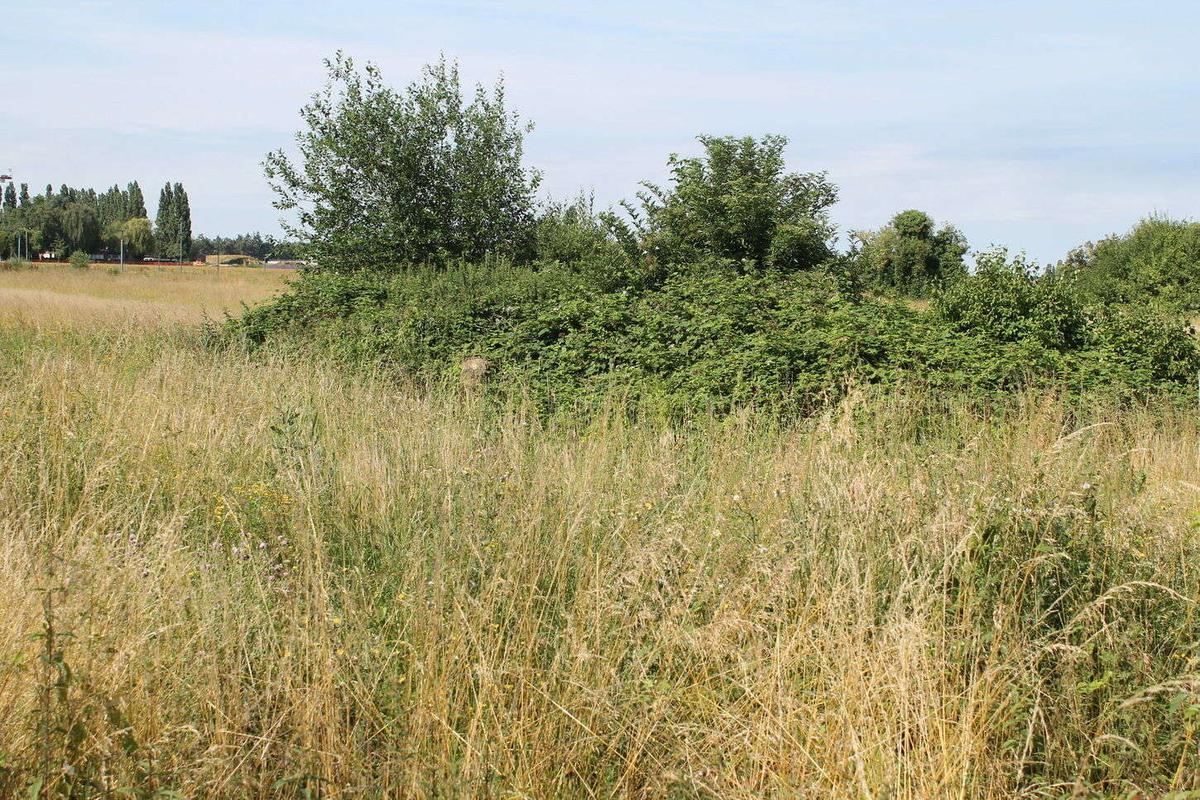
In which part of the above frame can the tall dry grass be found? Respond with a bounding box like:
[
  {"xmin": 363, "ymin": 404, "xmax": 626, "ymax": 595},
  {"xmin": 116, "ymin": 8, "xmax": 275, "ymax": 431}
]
[
  {"xmin": 0, "ymin": 278, "xmax": 1198, "ymax": 797},
  {"xmin": 0, "ymin": 262, "xmax": 290, "ymax": 329}
]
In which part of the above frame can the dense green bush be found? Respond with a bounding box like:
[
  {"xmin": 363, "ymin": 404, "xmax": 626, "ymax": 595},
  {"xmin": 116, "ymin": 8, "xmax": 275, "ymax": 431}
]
[
  {"xmin": 68, "ymin": 250, "xmax": 90, "ymax": 270},
  {"xmin": 935, "ymin": 249, "xmax": 1087, "ymax": 349},
  {"xmin": 1061, "ymin": 216, "xmax": 1200, "ymax": 309},
  {"xmin": 852, "ymin": 209, "xmax": 968, "ymax": 296},
  {"xmin": 228, "ymin": 250, "xmax": 1200, "ymax": 415},
  {"xmin": 533, "ymin": 196, "xmax": 638, "ymax": 290}
]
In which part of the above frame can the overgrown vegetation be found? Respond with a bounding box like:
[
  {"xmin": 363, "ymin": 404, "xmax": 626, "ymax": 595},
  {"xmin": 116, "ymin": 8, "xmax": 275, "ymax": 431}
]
[
  {"xmin": 2, "ymin": 317, "xmax": 1200, "ymax": 797},
  {"xmin": 234, "ymin": 57, "xmax": 1200, "ymax": 415},
  {"xmin": 6, "ymin": 51, "xmax": 1200, "ymax": 798},
  {"xmin": 852, "ymin": 208, "xmax": 968, "ymax": 296},
  {"xmin": 1061, "ymin": 216, "xmax": 1200, "ymax": 310}
]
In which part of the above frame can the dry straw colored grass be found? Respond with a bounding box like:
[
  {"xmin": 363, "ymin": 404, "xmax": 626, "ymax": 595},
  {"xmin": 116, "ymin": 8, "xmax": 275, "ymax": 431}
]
[
  {"xmin": 0, "ymin": 272, "xmax": 1198, "ymax": 798},
  {"xmin": 0, "ymin": 262, "xmax": 290, "ymax": 329}
]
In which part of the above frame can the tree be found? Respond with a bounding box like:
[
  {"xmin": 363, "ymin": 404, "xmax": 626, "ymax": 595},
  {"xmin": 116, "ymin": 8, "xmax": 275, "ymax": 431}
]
[
  {"xmin": 265, "ymin": 52, "xmax": 542, "ymax": 272},
  {"xmin": 61, "ymin": 202, "xmax": 100, "ymax": 253},
  {"xmin": 173, "ymin": 182, "xmax": 192, "ymax": 258},
  {"xmin": 19, "ymin": 184, "xmax": 29, "ymax": 207},
  {"xmin": 155, "ymin": 183, "xmax": 176, "ymax": 258},
  {"xmin": 1060, "ymin": 216, "xmax": 1200, "ymax": 309},
  {"xmin": 853, "ymin": 210, "xmax": 967, "ymax": 296},
  {"xmin": 106, "ymin": 216, "xmax": 154, "ymax": 259},
  {"xmin": 3, "ymin": 182, "xmax": 15, "ymax": 211},
  {"xmin": 127, "ymin": 181, "xmax": 147, "ymax": 218},
  {"xmin": 617, "ymin": 134, "xmax": 838, "ymax": 274}
]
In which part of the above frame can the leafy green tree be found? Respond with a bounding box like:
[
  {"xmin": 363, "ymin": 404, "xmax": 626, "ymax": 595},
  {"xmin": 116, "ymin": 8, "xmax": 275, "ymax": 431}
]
[
  {"xmin": 155, "ymin": 183, "xmax": 179, "ymax": 258},
  {"xmin": 61, "ymin": 202, "xmax": 100, "ymax": 253},
  {"xmin": 123, "ymin": 217, "xmax": 154, "ymax": 258},
  {"xmin": 264, "ymin": 52, "xmax": 542, "ymax": 272},
  {"xmin": 1060, "ymin": 216, "xmax": 1200, "ymax": 309},
  {"xmin": 853, "ymin": 209, "xmax": 967, "ymax": 296},
  {"xmin": 173, "ymin": 183, "xmax": 192, "ymax": 258},
  {"xmin": 104, "ymin": 217, "xmax": 154, "ymax": 259},
  {"xmin": 24, "ymin": 196, "xmax": 62, "ymax": 256},
  {"xmin": 615, "ymin": 134, "xmax": 838, "ymax": 275},
  {"xmin": 2, "ymin": 182, "xmax": 14, "ymax": 211},
  {"xmin": 18, "ymin": 184, "xmax": 29, "ymax": 207},
  {"xmin": 127, "ymin": 181, "xmax": 147, "ymax": 218}
]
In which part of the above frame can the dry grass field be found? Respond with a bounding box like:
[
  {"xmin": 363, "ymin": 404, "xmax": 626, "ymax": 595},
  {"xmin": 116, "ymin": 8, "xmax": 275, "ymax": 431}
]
[
  {"xmin": 0, "ymin": 262, "xmax": 291, "ymax": 329},
  {"xmin": 1, "ymin": 265, "xmax": 1198, "ymax": 798}
]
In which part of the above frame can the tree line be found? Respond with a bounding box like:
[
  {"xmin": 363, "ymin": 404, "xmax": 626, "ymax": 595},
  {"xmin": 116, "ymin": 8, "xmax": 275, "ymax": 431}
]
[
  {"xmin": 189, "ymin": 232, "xmax": 302, "ymax": 262},
  {"xmin": 0, "ymin": 180, "xmax": 192, "ymax": 261}
]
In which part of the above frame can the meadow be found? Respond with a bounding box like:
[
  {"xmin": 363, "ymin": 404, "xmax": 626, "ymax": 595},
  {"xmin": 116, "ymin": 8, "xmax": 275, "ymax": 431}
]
[
  {"xmin": 1, "ymin": 265, "xmax": 1199, "ymax": 798},
  {"xmin": 0, "ymin": 262, "xmax": 290, "ymax": 328}
]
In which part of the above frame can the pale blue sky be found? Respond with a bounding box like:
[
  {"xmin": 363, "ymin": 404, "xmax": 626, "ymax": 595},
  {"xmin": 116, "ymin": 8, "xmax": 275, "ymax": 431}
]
[{"xmin": 3, "ymin": 1, "xmax": 1197, "ymax": 263}]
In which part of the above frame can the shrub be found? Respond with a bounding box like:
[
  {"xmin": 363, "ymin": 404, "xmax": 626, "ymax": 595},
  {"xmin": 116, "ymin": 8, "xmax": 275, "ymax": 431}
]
[
  {"xmin": 934, "ymin": 248, "xmax": 1088, "ymax": 350},
  {"xmin": 68, "ymin": 250, "xmax": 90, "ymax": 270},
  {"xmin": 1062, "ymin": 216, "xmax": 1200, "ymax": 309},
  {"xmin": 853, "ymin": 209, "xmax": 968, "ymax": 296},
  {"xmin": 534, "ymin": 196, "xmax": 636, "ymax": 290},
  {"xmin": 1073, "ymin": 303, "xmax": 1200, "ymax": 392},
  {"xmin": 228, "ymin": 253, "xmax": 1200, "ymax": 415}
]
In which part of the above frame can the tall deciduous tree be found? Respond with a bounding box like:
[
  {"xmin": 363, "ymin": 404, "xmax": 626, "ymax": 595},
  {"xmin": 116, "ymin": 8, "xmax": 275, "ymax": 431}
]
[
  {"xmin": 61, "ymin": 202, "xmax": 100, "ymax": 253},
  {"xmin": 617, "ymin": 134, "xmax": 839, "ymax": 274},
  {"xmin": 265, "ymin": 53, "xmax": 542, "ymax": 271},
  {"xmin": 127, "ymin": 181, "xmax": 147, "ymax": 219},
  {"xmin": 173, "ymin": 182, "xmax": 192, "ymax": 258},
  {"xmin": 2, "ymin": 182, "xmax": 15, "ymax": 211},
  {"xmin": 853, "ymin": 210, "xmax": 967, "ymax": 296},
  {"xmin": 122, "ymin": 217, "xmax": 154, "ymax": 258},
  {"xmin": 155, "ymin": 183, "xmax": 176, "ymax": 257}
]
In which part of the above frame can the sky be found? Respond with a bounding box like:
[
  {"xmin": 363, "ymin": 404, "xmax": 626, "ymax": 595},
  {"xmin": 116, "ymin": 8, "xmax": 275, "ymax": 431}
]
[{"xmin": 2, "ymin": 0, "xmax": 1197, "ymax": 264}]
